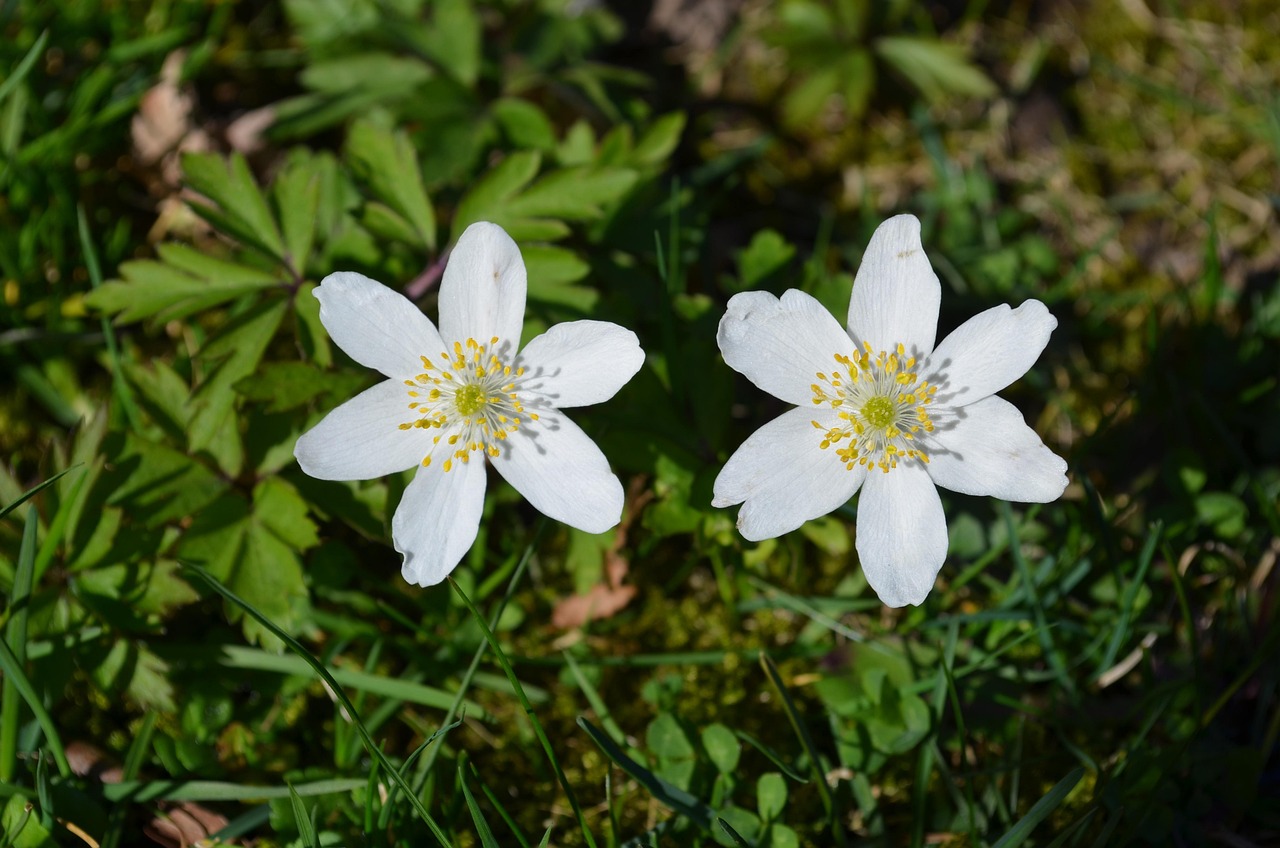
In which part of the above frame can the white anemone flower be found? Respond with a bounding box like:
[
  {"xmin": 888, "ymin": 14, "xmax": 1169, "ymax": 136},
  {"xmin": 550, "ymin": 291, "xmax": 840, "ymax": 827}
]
[
  {"xmin": 295, "ymin": 222, "xmax": 644, "ymax": 587},
  {"xmin": 713, "ymin": 214, "xmax": 1068, "ymax": 607}
]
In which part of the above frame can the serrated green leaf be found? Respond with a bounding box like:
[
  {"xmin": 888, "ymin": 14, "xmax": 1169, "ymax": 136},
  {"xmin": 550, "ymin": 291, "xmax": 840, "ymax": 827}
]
[
  {"xmin": 347, "ymin": 119, "xmax": 436, "ymax": 251},
  {"xmin": 180, "ymin": 492, "xmax": 310, "ymax": 649},
  {"xmin": 234, "ymin": 361, "xmax": 366, "ymax": 413},
  {"xmin": 87, "ymin": 250, "xmax": 281, "ymax": 325},
  {"xmin": 492, "ymin": 98, "xmax": 556, "ymax": 151},
  {"xmin": 188, "ymin": 300, "xmax": 287, "ymax": 476},
  {"xmin": 254, "ymin": 478, "xmax": 319, "ymax": 551},
  {"xmin": 453, "ymin": 151, "xmax": 542, "ymax": 236},
  {"xmin": 107, "ymin": 434, "xmax": 228, "ymax": 528},
  {"xmin": 783, "ymin": 66, "xmax": 841, "ymax": 129},
  {"xmin": 294, "ymin": 282, "xmax": 332, "ymax": 367},
  {"xmin": 124, "ymin": 360, "xmax": 192, "ymax": 444},
  {"xmin": 181, "ymin": 152, "xmax": 287, "ymax": 260},
  {"xmin": 874, "ymin": 36, "xmax": 997, "ymax": 101},
  {"xmin": 735, "ymin": 229, "xmax": 796, "ymax": 291},
  {"xmin": 274, "ymin": 155, "xmax": 322, "ymax": 276},
  {"xmin": 557, "ymin": 121, "xmax": 596, "ymax": 167},
  {"xmin": 505, "ymin": 167, "xmax": 638, "ymax": 221},
  {"xmin": 301, "ymin": 53, "xmax": 431, "ymax": 94},
  {"xmin": 632, "ymin": 112, "xmax": 686, "ymax": 166},
  {"xmin": 419, "ymin": 0, "xmax": 481, "ymax": 86}
]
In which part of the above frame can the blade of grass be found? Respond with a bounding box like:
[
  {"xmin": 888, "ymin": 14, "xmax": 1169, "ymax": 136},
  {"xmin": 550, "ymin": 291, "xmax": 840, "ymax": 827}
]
[
  {"xmin": 0, "ymin": 467, "xmax": 76, "ymax": 522},
  {"xmin": 1095, "ymin": 522, "xmax": 1162, "ymax": 679},
  {"xmin": 911, "ymin": 621, "xmax": 959, "ymax": 848},
  {"xmin": 564, "ymin": 650, "xmax": 626, "ymax": 746},
  {"xmin": 1, "ymin": 509, "xmax": 37, "ymax": 782},
  {"xmin": 101, "ymin": 776, "xmax": 366, "ymax": 804},
  {"xmin": 460, "ymin": 763, "xmax": 501, "ymax": 848},
  {"xmin": 289, "ymin": 784, "xmax": 321, "ymax": 848},
  {"xmin": 78, "ymin": 205, "xmax": 142, "ymax": 430},
  {"xmin": 577, "ymin": 716, "xmax": 720, "ymax": 833},
  {"xmin": 758, "ymin": 651, "xmax": 843, "ymax": 846},
  {"xmin": 0, "ymin": 31, "xmax": 48, "ymax": 106},
  {"xmin": 414, "ymin": 520, "xmax": 545, "ymax": 789},
  {"xmin": 990, "ymin": 767, "xmax": 1085, "ymax": 848},
  {"xmin": 449, "ymin": 576, "xmax": 598, "ymax": 848},
  {"xmin": 471, "ymin": 761, "xmax": 533, "ymax": 848},
  {"xmin": 101, "ymin": 711, "xmax": 160, "ymax": 848},
  {"xmin": 32, "ymin": 468, "xmax": 86, "ymax": 581},
  {"xmin": 215, "ymin": 645, "xmax": 486, "ymax": 716},
  {"xmin": 183, "ymin": 564, "xmax": 451, "ymax": 845},
  {"xmin": 1001, "ymin": 502, "xmax": 1075, "ymax": 697},
  {"xmin": 0, "ymin": 636, "xmax": 70, "ymax": 778}
]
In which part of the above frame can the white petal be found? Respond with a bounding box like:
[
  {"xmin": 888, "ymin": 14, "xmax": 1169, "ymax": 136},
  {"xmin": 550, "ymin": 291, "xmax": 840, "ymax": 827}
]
[
  {"xmin": 922, "ymin": 300, "xmax": 1056, "ymax": 407},
  {"xmin": 517, "ymin": 320, "xmax": 644, "ymax": 408},
  {"xmin": 490, "ymin": 411, "xmax": 623, "ymax": 533},
  {"xmin": 846, "ymin": 214, "xmax": 941, "ymax": 359},
  {"xmin": 713, "ymin": 406, "xmax": 866, "ymax": 541},
  {"xmin": 924, "ymin": 396, "xmax": 1068, "ymax": 502},
  {"xmin": 717, "ymin": 289, "xmax": 856, "ymax": 407},
  {"xmin": 855, "ymin": 465, "xmax": 948, "ymax": 607},
  {"xmin": 438, "ymin": 222, "xmax": 527, "ymax": 352},
  {"xmin": 393, "ymin": 452, "xmax": 488, "ymax": 587},
  {"xmin": 294, "ymin": 379, "xmax": 431, "ymax": 480},
  {"xmin": 315, "ymin": 272, "xmax": 444, "ymax": 379}
]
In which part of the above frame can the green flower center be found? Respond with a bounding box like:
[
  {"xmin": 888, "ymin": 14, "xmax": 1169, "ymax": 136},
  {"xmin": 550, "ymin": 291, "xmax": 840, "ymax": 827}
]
[
  {"xmin": 860, "ymin": 396, "xmax": 895, "ymax": 430},
  {"xmin": 453, "ymin": 384, "xmax": 487, "ymax": 416}
]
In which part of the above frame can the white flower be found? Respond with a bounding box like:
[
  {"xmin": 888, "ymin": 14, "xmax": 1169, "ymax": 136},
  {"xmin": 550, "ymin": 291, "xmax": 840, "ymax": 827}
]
[
  {"xmin": 713, "ymin": 214, "xmax": 1068, "ymax": 607},
  {"xmin": 295, "ymin": 222, "xmax": 644, "ymax": 586}
]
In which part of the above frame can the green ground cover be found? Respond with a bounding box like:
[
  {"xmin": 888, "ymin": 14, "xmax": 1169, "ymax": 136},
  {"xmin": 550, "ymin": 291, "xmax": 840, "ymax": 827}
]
[{"xmin": 2, "ymin": 0, "xmax": 1278, "ymax": 844}]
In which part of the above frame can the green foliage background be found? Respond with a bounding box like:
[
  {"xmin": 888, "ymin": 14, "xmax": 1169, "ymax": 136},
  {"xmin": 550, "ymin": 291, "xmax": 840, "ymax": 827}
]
[{"xmin": 2, "ymin": 0, "xmax": 1279, "ymax": 845}]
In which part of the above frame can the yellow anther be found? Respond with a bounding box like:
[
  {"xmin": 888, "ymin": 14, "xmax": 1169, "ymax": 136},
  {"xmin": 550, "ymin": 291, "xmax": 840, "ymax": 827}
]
[{"xmin": 810, "ymin": 339, "xmax": 934, "ymax": 475}]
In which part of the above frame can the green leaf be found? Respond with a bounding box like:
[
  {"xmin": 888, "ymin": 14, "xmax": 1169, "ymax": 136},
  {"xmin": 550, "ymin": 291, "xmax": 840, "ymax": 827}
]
[
  {"xmin": 181, "ymin": 152, "xmax": 287, "ymax": 260},
  {"xmin": 783, "ymin": 66, "xmax": 841, "ymax": 129},
  {"xmin": 702, "ymin": 724, "xmax": 741, "ymax": 774},
  {"xmin": 419, "ymin": 0, "xmax": 481, "ymax": 86},
  {"xmin": 492, "ymin": 98, "xmax": 556, "ymax": 151},
  {"xmin": 347, "ymin": 119, "xmax": 436, "ymax": 251},
  {"xmin": 188, "ymin": 300, "xmax": 287, "ymax": 476},
  {"xmin": 179, "ymin": 487, "xmax": 311, "ymax": 649},
  {"xmin": 522, "ymin": 245, "xmax": 595, "ymax": 310},
  {"xmin": 874, "ymin": 36, "xmax": 997, "ymax": 101},
  {"xmin": 1, "ymin": 794, "xmax": 55, "ymax": 848},
  {"xmin": 107, "ymin": 435, "xmax": 228, "ymax": 528},
  {"xmin": 647, "ymin": 713, "xmax": 695, "ymax": 760},
  {"xmin": 274, "ymin": 154, "xmax": 323, "ymax": 276},
  {"xmin": 235, "ymin": 361, "xmax": 367, "ymax": 414},
  {"xmin": 87, "ymin": 246, "xmax": 281, "ymax": 324},
  {"xmin": 452, "ymin": 151, "xmax": 542, "ymax": 237},
  {"xmin": 255, "ymin": 478, "xmax": 320, "ymax": 551},
  {"xmin": 756, "ymin": 773, "xmax": 787, "ymax": 822},
  {"xmin": 504, "ymin": 167, "xmax": 638, "ymax": 222},
  {"xmin": 300, "ymin": 53, "xmax": 431, "ymax": 94},
  {"xmin": 632, "ymin": 112, "xmax": 686, "ymax": 167},
  {"xmin": 735, "ymin": 229, "xmax": 796, "ymax": 291}
]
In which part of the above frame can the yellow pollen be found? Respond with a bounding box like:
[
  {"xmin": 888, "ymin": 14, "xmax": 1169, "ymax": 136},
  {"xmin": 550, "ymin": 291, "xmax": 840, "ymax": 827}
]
[
  {"xmin": 811, "ymin": 343, "xmax": 934, "ymax": 473},
  {"xmin": 396, "ymin": 336, "xmax": 535, "ymax": 471}
]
